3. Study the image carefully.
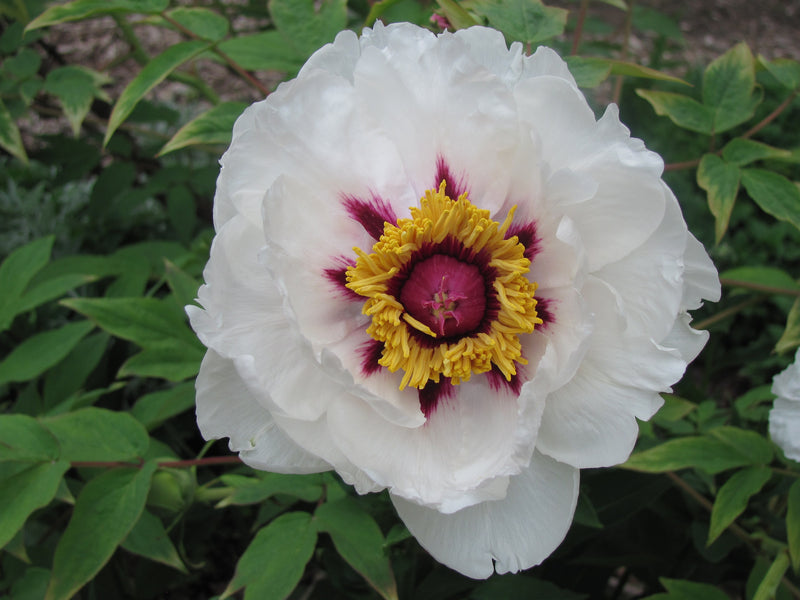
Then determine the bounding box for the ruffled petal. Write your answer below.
[391,451,579,578]
[769,398,800,462]
[196,350,331,473]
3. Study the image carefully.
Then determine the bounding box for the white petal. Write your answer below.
[682,232,722,309]
[773,349,800,401]
[196,350,331,473]
[769,398,800,462]
[327,377,542,512]
[391,451,578,579]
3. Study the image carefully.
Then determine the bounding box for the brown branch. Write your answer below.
[612,0,635,105]
[664,158,702,172]
[571,0,590,55]
[721,278,800,297]
[742,90,799,140]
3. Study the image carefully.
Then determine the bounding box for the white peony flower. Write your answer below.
[188,23,720,578]
[770,348,800,462]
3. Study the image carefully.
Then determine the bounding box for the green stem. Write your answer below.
[721,278,800,297]
[159,12,272,97]
[570,0,590,55]
[692,296,763,330]
[194,486,236,503]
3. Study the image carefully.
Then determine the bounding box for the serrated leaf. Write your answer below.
[216,32,304,73]
[121,509,187,573]
[164,7,228,41]
[61,296,199,348]
[0,236,53,331]
[657,577,730,600]
[105,40,210,145]
[741,168,800,231]
[0,320,95,386]
[0,461,70,549]
[216,473,324,507]
[26,0,169,30]
[0,415,59,462]
[788,480,800,572]
[625,427,772,474]
[697,153,740,243]
[315,499,398,600]
[0,98,27,163]
[776,298,800,355]
[708,466,771,544]
[722,138,792,167]
[635,89,714,134]
[41,407,150,462]
[45,463,157,600]
[131,382,196,431]
[223,512,317,600]
[269,0,347,59]
[473,0,567,45]
[758,55,800,90]
[703,42,760,133]
[158,101,246,156]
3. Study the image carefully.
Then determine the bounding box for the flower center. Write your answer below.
[345,181,541,390]
[399,255,486,337]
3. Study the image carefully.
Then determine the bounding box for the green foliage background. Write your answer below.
[1,0,799,598]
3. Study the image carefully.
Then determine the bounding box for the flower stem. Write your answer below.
[70,455,242,469]
[570,0,590,55]
[664,158,701,172]
[742,90,799,140]
[721,278,800,297]
[692,296,763,330]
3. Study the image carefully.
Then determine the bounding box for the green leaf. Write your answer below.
[158,101,246,156]
[788,480,800,572]
[588,57,689,86]
[104,40,210,145]
[635,89,714,134]
[753,550,791,600]
[435,0,480,29]
[0,98,27,163]
[0,461,70,549]
[216,32,304,73]
[564,56,611,88]
[0,320,95,386]
[269,0,347,59]
[722,138,792,167]
[741,168,800,231]
[223,512,317,600]
[46,463,158,600]
[473,0,567,45]
[655,577,730,600]
[653,395,698,424]
[315,498,398,600]
[703,42,760,133]
[707,466,771,544]
[216,473,324,507]
[43,66,109,136]
[61,296,199,348]
[8,567,50,600]
[164,7,229,41]
[26,0,169,29]
[776,298,800,355]
[18,273,97,314]
[472,575,587,600]
[0,415,59,462]
[121,509,187,573]
[131,382,196,431]
[42,332,109,411]
[697,153,740,243]
[119,340,204,381]
[165,260,200,310]
[41,407,150,462]
[758,55,800,90]
[0,236,54,332]
[720,265,799,292]
[625,427,773,474]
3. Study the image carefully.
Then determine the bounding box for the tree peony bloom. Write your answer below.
[770,348,800,462]
[188,22,720,578]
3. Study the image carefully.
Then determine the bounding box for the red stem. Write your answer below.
[70,455,242,469]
